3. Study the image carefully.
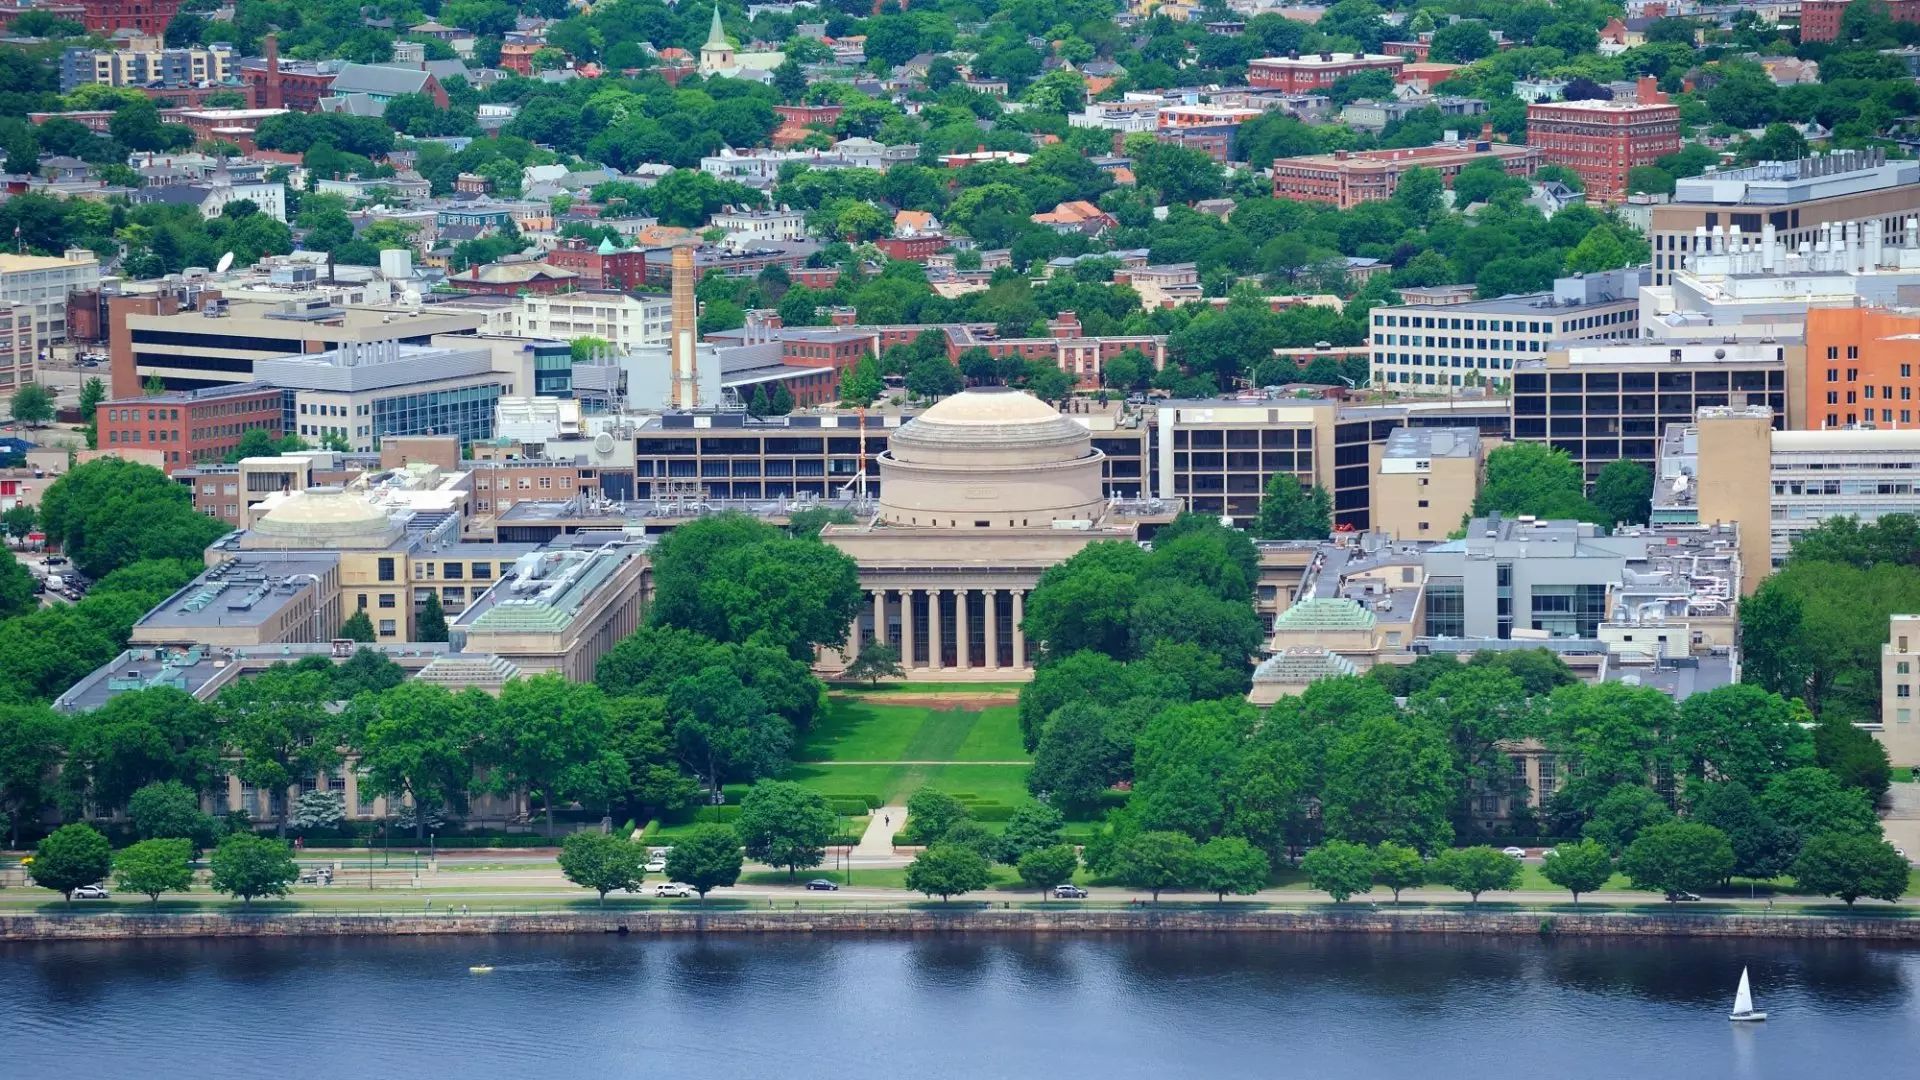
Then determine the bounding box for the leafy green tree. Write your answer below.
[1792,832,1910,906]
[1564,224,1634,275]
[737,780,837,878]
[843,643,904,686]
[996,802,1065,865]
[1372,840,1427,903]
[0,705,67,847]
[29,823,113,901]
[114,837,194,903]
[645,513,863,660]
[1321,714,1457,854]
[838,354,883,409]
[213,666,338,838]
[1433,845,1523,903]
[1620,822,1735,898]
[1473,443,1598,523]
[785,506,855,540]
[128,780,218,855]
[1761,767,1879,848]
[65,687,220,817]
[487,675,627,835]
[339,610,376,642]
[347,682,485,840]
[1017,844,1081,897]
[1,502,36,541]
[1115,830,1199,901]
[1302,839,1377,902]
[9,383,53,427]
[1581,784,1673,855]
[901,787,970,846]
[663,823,744,902]
[208,833,298,908]
[1254,475,1332,540]
[1814,712,1893,804]
[1673,684,1814,791]
[1194,835,1269,901]
[557,830,645,906]
[1690,781,1794,881]
[416,591,449,643]
[37,458,230,579]
[905,842,993,902]
[0,548,34,619]
[1591,458,1653,527]
[1540,840,1614,904]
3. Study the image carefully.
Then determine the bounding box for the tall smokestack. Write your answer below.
[670,243,698,409]
[262,34,283,111]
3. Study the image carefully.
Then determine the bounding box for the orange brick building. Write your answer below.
[1806,307,1920,430]
[1247,51,1403,92]
[1272,135,1541,209]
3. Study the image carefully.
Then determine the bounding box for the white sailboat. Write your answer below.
[1729,966,1767,1022]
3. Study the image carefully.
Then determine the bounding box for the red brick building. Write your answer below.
[544,237,647,290]
[0,4,87,32]
[500,41,540,76]
[1800,0,1920,40]
[1526,82,1680,203]
[1272,134,1542,209]
[781,328,878,385]
[1247,51,1404,93]
[79,0,180,35]
[96,383,284,473]
[244,37,335,113]
[873,234,949,262]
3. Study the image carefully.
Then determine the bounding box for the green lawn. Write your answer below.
[825,682,1026,694]
[780,699,1033,804]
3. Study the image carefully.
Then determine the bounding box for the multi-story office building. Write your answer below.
[1656,406,1920,589]
[1373,427,1488,541]
[108,293,487,395]
[0,249,100,345]
[1526,84,1681,202]
[1877,614,1920,766]
[1804,307,1920,430]
[1247,51,1404,92]
[1270,135,1541,209]
[79,0,183,35]
[254,340,511,451]
[515,291,672,352]
[95,383,285,472]
[1648,149,1920,285]
[1514,339,1799,481]
[0,303,33,395]
[1368,270,1645,393]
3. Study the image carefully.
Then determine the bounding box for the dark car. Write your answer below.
[804,879,840,891]
[1665,891,1702,902]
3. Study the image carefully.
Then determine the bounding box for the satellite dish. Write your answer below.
[594,432,615,456]
[215,251,235,274]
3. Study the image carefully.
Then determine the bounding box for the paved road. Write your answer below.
[1883,780,1920,862]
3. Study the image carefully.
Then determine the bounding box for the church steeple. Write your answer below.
[700,6,734,73]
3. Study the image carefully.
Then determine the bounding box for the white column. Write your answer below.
[984,588,1002,670]
[955,587,971,670]
[1012,589,1027,668]
[929,588,944,670]
[873,589,887,652]
[902,589,917,668]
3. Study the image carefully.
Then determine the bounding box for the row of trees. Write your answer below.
[29,821,299,908]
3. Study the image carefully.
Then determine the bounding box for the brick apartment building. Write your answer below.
[1272,133,1542,209]
[96,383,284,472]
[1526,78,1680,202]
[544,237,647,289]
[1801,0,1920,41]
[1805,307,1920,430]
[242,36,335,112]
[1247,51,1404,93]
[79,0,181,35]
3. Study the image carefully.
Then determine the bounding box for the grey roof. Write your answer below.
[1382,426,1479,460]
[329,62,433,97]
[423,58,473,84]
[318,93,387,117]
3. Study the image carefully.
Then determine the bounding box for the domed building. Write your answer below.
[877,387,1108,529]
[825,388,1139,681]
[241,487,406,550]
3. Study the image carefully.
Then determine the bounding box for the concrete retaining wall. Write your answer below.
[4,908,1920,942]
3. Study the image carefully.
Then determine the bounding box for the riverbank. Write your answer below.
[6,906,1920,942]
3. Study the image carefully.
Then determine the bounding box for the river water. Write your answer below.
[2,933,1916,1079]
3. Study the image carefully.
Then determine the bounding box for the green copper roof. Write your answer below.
[1272,597,1377,632]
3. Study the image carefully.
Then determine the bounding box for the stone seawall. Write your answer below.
[4,908,1919,942]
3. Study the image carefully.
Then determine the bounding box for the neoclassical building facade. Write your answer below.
[824,388,1136,680]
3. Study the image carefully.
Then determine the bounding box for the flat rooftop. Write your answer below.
[55,641,459,713]
[132,553,340,633]
[457,540,645,634]
[1383,426,1480,459]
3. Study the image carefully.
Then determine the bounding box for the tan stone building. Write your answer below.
[823,388,1138,680]
[1372,427,1488,541]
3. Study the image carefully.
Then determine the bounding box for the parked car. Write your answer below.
[72,884,110,899]
[643,858,667,874]
[1665,891,1702,902]
[1052,884,1088,899]
[804,879,840,891]
[1501,846,1528,859]
[653,882,696,898]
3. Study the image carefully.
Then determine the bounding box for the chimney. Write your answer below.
[1481,122,1494,141]
[670,243,699,409]
[1112,130,1124,156]
[1635,75,1664,105]
[261,34,283,111]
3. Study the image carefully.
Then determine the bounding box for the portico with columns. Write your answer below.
[822,387,1136,682]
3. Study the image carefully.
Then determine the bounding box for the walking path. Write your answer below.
[853,807,908,857]
[1882,780,1920,860]
[797,760,1028,766]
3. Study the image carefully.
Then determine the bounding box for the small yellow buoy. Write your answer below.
[469,965,493,973]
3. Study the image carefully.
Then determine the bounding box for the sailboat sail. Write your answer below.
[1733,968,1754,1016]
